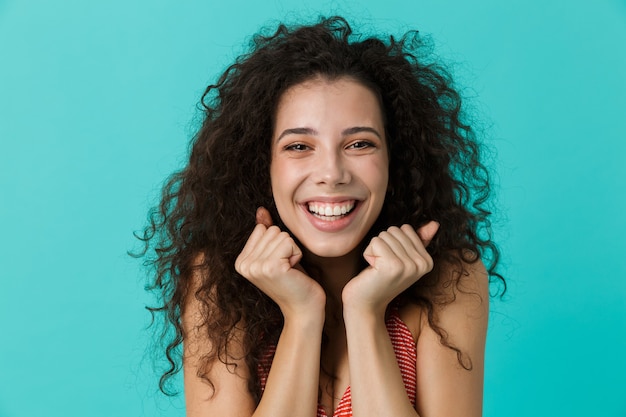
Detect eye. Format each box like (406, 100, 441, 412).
(284, 143, 310, 152)
(347, 140, 375, 150)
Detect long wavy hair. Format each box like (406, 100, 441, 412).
(136, 16, 505, 402)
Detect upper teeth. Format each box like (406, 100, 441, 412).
(308, 201, 355, 216)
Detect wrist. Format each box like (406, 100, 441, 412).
(342, 300, 387, 326)
(282, 300, 326, 331)
(341, 287, 388, 321)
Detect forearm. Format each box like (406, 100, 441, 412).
(344, 308, 419, 417)
(253, 313, 324, 417)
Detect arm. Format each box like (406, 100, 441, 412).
(183, 284, 325, 417)
(343, 260, 488, 417)
(343, 305, 419, 416)
(184, 208, 326, 417)
(183, 284, 255, 417)
(342, 223, 489, 417)
(342, 223, 438, 417)
(414, 260, 489, 417)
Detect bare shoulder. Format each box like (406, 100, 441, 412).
(437, 257, 490, 319)
(420, 257, 490, 349)
(410, 258, 490, 417)
(183, 255, 255, 417)
(397, 258, 489, 343)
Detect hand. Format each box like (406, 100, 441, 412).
(235, 207, 326, 319)
(342, 222, 439, 315)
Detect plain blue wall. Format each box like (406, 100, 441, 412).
(1, 0, 625, 416)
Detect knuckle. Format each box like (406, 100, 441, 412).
(425, 256, 434, 271)
(235, 255, 248, 270)
(267, 225, 281, 235)
(414, 257, 426, 269)
(248, 260, 264, 277)
(415, 256, 434, 273)
(387, 226, 401, 234)
(234, 260, 243, 274)
(260, 262, 277, 278)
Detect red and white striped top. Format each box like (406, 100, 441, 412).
(257, 309, 417, 416)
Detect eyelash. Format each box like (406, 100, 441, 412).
(284, 143, 310, 151)
(283, 140, 376, 152)
(348, 140, 375, 149)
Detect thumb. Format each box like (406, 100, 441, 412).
(287, 240, 303, 268)
(417, 221, 440, 247)
(255, 207, 274, 228)
(362, 238, 381, 267)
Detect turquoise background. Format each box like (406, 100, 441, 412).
(1, 0, 625, 416)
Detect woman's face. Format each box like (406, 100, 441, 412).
(270, 77, 389, 259)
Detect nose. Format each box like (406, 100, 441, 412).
(312, 149, 351, 187)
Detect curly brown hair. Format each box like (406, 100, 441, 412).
(136, 15, 504, 401)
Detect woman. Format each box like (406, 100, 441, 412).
(139, 16, 504, 417)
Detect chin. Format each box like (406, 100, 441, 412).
(302, 240, 362, 260)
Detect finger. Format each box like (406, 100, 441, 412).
(256, 206, 274, 227)
(398, 224, 424, 251)
(237, 223, 269, 261)
(256, 225, 302, 268)
(415, 221, 439, 247)
(286, 239, 303, 268)
(397, 224, 435, 272)
(261, 229, 302, 268)
(377, 227, 412, 259)
(236, 224, 279, 272)
(363, 235, 394, 267)
(247, 225, 284, 261)
(381, 227, 432, 276)
(385, 226, 425, 254)
(253, 208, 301, 267)
(249, 227, 302, 272)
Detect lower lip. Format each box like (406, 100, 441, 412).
(301, 203, 361, 232)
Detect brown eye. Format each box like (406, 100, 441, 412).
(348, 141, 374, 149)
(285, 143, 310, 151)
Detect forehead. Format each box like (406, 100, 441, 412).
(273, 77, 385, 130)
(278, 75, 380, 103)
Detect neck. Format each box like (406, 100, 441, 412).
(303, 247, 364, 331)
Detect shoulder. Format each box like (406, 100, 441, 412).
(183, 254, 256, 416)
(398, 258, 489, 346)
(402, 258, 489, 416)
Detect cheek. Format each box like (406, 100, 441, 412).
(369, 159, 389, 194)
(269, 160, 297, 219)
(269, 159, 282, 196)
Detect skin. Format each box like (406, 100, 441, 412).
(183, 77, 489, 417)
(270, 77, 389, 262)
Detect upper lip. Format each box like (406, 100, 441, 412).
(300, 196, 362, 204)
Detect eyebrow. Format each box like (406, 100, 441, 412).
(276, 126, 383, 142)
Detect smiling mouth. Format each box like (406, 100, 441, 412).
(307, 200, 356, 221)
